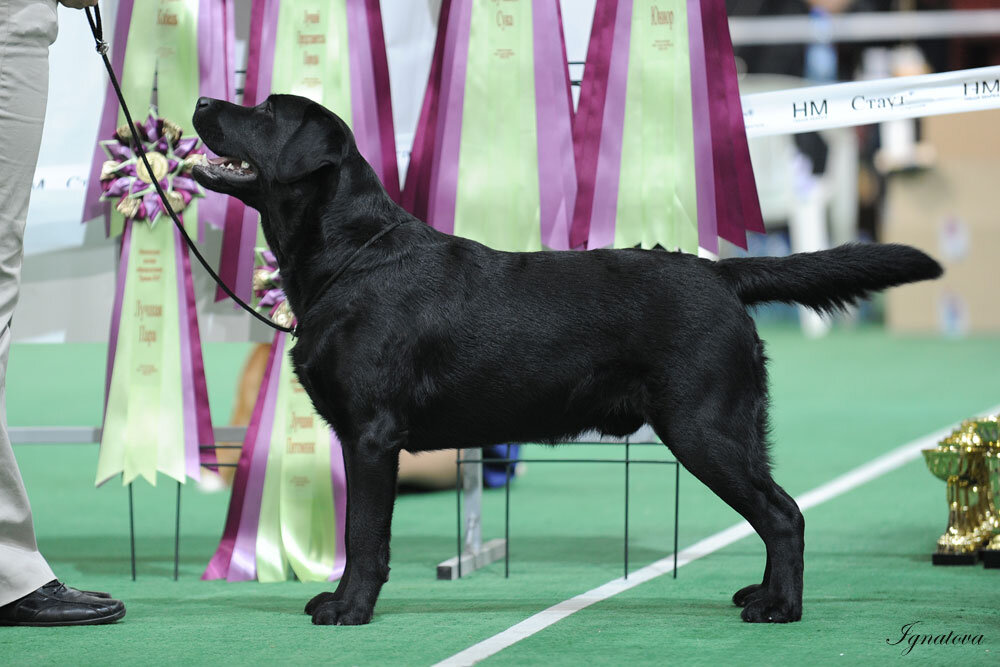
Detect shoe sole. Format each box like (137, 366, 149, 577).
(0, 606, 126, 627)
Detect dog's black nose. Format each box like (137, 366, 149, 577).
(196, 97, 212, 110)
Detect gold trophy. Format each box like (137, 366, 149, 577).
(981, 440, 1000, 568)
(922, 416, 1000, 566)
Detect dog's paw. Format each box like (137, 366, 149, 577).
(304, 591, 337, 615)
(311, 600, 374, 626)
(732, 583, 765, 607)
(740, 592, 802, 623)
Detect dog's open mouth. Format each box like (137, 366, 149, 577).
(205, 156, 256, 179)
(192, 155, 257, 190)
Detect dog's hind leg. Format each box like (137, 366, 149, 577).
(653, 414, 804, 622)
(307, 422, 402, 626)
(648, 338, 804, 622)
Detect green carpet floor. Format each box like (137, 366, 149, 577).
(2, 326, 999, 665)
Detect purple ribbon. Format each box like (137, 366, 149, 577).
(192, 0, 234, 234)
(401, 0, 453, 221)
(426, 0, 473, 235)
(203, 333, 285, 581)
(586, 0, 633, 251)
(364, 0, 401, 202)
(568, 0, 618, 249)
(711, 0, 764, 238)
(702, 0, 743, 248)
(532, 0, 577, 250)
(215, 200, 256, 304)
(687, 0, 718, 254)
(346, 0, 383, 183)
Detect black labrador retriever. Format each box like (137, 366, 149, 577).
(191, 94, 941, 626)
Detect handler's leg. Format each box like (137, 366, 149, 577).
(0, 1, 123, 625)
(0, 327, 55, 606)
(0, 0, 60, 607)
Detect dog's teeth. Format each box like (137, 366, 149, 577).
(225, 163, 235, 170)
(241, 161, 250, 169)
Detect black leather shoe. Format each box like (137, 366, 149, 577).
(0, 580, 125, 627)
(68, 586, 112, 599)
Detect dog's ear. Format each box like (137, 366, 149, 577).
(275, 107, 345, 184)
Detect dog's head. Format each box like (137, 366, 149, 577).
(191, 94, 353, 210)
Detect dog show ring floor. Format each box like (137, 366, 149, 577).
(4, 324, 999, 665)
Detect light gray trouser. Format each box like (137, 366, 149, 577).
(0, 0, 58, 606)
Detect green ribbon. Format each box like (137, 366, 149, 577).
(98, 220, 186, 486)
(112, 0, 202, 238)
(272, 0, 353, 116)
(256, 337, 338, 582)
(616, 0, 698, 251)
(452, 0, 541, 251)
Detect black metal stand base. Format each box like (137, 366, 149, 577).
(980, 549, 1000, 569)
(932, 551, 978, 566)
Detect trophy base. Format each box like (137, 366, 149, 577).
(980, 549, 1000, 569)
(932, 552, 979, 566)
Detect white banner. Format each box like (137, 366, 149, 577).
(742, 66, 1000, 137)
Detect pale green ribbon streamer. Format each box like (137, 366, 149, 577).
(98, 220, 185, 486)
(272, 1, 353, 120)
(452, 0, 541, 252)
(112, 0, 202, 239)
(616, 0, 698, 252)
(256, 4, 354, 581)
(98, 0, 202, 487)
(256, 337, 337, 582)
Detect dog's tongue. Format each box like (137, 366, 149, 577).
(208, 156, 234, 166)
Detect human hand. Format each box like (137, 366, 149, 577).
(58, 0, 100, 8)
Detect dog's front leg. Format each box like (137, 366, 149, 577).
(309, 431, 400, 626)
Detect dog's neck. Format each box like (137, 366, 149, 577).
(261, 156, 412, 326)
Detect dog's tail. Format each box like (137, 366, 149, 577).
(713, 243, 942, 315)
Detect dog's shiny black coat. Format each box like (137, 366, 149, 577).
(192, 94, 942, 626)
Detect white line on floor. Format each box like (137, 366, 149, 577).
(433, 405, 1000, 667)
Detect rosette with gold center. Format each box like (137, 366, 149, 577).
(98, 111, 207, 225)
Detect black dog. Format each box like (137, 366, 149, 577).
(192, 94, 941, 626)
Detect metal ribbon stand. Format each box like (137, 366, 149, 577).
(437, 429, 681, 581)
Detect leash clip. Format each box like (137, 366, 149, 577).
(95, 40, 109, 55)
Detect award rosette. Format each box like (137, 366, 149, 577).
(83, 0, 235, 237)
(569, 0, 765, 253)
(203, 252, 347, 583)
(216, 0, 400, 303)
(401, 0, 577, 251)
(94, 113, 215, 487)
